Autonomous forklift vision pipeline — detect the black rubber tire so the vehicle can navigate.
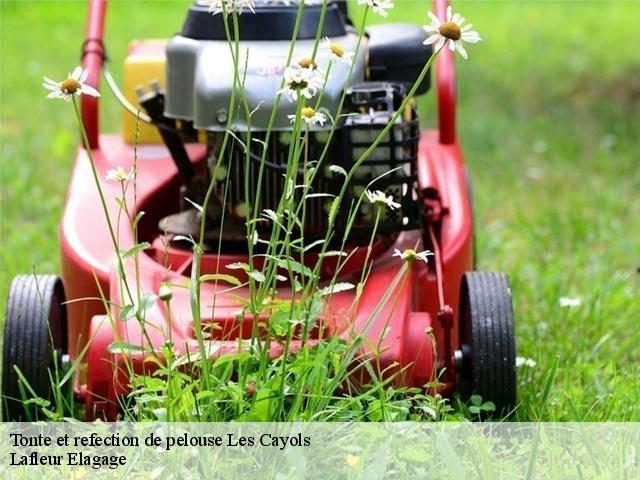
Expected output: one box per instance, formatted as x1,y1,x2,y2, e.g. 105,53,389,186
458,271,516,414
2,275,67,421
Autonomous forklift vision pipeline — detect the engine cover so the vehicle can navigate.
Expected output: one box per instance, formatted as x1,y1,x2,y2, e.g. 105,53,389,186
165,10,365,132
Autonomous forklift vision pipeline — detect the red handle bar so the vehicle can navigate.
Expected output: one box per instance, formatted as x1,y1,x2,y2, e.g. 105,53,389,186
434,0,457,144
81,0,107,150
80,0,456,148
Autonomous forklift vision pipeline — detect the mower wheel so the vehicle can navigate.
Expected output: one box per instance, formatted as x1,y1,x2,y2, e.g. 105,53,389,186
2,275,67,421
458,271,516,415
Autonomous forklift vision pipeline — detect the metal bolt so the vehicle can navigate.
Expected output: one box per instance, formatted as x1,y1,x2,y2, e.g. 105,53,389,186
150,79,161,92
216,109,228,124
454,349,464,368
134,85,146,98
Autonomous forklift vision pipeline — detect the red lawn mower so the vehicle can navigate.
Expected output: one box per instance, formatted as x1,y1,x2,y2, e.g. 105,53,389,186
2,0,516,420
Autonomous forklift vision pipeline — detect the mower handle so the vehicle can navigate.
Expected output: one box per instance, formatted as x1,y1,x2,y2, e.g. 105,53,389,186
81,0,107,150
79,0,456,148
434,0,457,144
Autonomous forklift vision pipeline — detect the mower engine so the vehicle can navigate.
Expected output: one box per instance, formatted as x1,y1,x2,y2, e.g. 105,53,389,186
143,0,432,246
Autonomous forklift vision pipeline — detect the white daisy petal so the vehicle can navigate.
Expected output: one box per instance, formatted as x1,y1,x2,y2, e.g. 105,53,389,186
423,33,440,45
358,0,394,18
455,41,468,60
462,31,482,43
80,84,100,97
71,66,83,80
79,68,89,83
365,190,401,210
427,11,440,24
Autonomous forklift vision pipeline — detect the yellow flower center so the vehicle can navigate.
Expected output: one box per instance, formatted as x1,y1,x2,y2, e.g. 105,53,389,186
301,107,316,118
60,78,81,94
298,56,317,70
329,43,345,58
402,249,417,261
439,21,462,41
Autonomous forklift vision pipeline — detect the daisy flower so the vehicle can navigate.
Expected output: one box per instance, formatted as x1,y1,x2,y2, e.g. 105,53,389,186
158,284,173,302
393,248,433,264
559,296,581,308
105,166,133,183
515,357,537,368
365,190,400,210
357,0,394,18
322,37,353,66
278,65,324,102
288,107,327,126
201,0,255,15
423,6,481,59
345,454,360,468
296,55,320,71
42,66,100,102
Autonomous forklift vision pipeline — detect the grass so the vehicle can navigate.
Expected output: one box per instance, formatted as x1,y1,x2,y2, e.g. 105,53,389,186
1,1,639,421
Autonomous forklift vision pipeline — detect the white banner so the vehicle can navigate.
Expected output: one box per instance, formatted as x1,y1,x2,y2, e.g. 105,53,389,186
2,423,639,479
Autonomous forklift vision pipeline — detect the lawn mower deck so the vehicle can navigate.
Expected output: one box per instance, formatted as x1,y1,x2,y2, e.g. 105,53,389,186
2,0,516,421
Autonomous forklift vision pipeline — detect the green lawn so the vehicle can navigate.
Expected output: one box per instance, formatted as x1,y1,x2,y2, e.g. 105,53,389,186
1,1,638,421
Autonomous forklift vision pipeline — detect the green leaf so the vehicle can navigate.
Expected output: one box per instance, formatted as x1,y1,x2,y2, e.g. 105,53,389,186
470,394,482,406
305,193,335,199
121,242,151,259
226,262,250,271
153,408,168,422
248,270,266,283
318,282,355,296
138,293,158,317
269,309,294,337
468,405,481,415
265,255,315,279
107,341,146,355
253,388,273,422
120,304,136,321
172,235,195,245
200,274,242,286
195,391,215,401
132,211,145,230
481,401,496,412
303,239,325,252
328,165,347,177
328,197,339,221
184,197,203,213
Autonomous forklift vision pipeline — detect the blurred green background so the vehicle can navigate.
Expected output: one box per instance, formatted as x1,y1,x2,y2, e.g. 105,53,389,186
1,1,638,420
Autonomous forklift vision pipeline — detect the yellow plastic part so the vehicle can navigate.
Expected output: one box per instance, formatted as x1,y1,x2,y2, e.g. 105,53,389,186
122,40,167,144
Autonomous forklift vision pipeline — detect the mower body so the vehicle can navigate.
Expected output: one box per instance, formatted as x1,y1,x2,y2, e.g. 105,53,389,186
57,1,474,421
61,130,471,420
